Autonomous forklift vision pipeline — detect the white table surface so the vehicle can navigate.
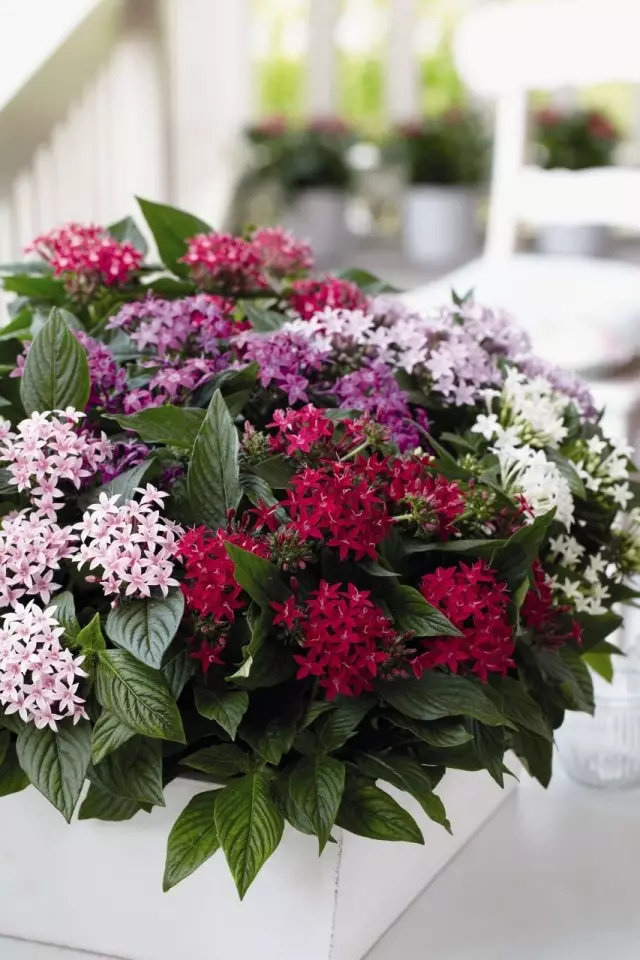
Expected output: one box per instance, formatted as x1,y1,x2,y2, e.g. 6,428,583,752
368,765,640,960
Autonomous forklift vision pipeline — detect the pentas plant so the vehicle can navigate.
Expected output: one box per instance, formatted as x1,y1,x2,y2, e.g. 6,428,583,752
0,199,637,901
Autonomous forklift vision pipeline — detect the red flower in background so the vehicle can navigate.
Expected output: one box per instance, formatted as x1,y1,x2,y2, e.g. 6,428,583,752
416,561,515,681
289,277,368,320
181,233,267,291
29,222,142,289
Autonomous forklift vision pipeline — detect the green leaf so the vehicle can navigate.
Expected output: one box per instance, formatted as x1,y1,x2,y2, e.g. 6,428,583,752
194,688,249,740
242,304,285,332
512,730,553,787
0,742,29,797
240,714,298,766
583,651,614,682
0,730,9,767
2,275,65,301
224,389,253,418
187,390,241,531
91,710,136,764
89,460,151,506
467,720,506,786
289,755,345,852
546,449,586,498
108,215,149,255
485,678,553,741
16,721,91,822
250,455,294,490
215,773,285,899
493,510,556,588
378,671,508,727
136,198,211,277
106,589,185,670
78,782,144,821
163,789,220,891
336,777,424,844
337,268,399,294
107,406,205,450
225,543,289,606
162,648,196,699
20,307,90,415
385,711,474,747
313,698,374,752
182,744,247,780
559,647,595,714
50,591,80,640
95,649,185,742
355,752,447,827
360,559,399,577
232,608,295,690
383,582,462,638
88,736,164,807
404,538,505,558
76,613,106,654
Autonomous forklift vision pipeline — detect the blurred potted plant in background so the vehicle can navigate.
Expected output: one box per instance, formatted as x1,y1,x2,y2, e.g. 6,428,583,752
534,107,621,257
395,108,488,265
243,116,353,264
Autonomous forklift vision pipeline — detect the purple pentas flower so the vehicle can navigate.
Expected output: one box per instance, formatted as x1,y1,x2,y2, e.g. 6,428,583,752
236,329,329,405
335,361,428,452
100,440,150,483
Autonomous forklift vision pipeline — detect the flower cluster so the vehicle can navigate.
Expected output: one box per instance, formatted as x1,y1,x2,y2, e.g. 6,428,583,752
29,223,142,291
417,562,515,681
250,227,313,277
238,329,328,404
288,278,367,320
180,234,266,291
0,510,75,609
74,486,182,598
335,361,427,451
0,602,87,731
387,457,466,537
108,294,239,357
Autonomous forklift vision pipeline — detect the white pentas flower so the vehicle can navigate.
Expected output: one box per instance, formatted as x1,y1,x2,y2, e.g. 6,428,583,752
473,369,571,450
497,443,575,528
548,534,585,569
572,434,634,507
0,601,87,731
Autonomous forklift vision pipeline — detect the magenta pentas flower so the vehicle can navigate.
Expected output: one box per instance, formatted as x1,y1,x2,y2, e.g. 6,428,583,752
74,331,127,411
180,233,267,291
0,410,112,516
236,329,329,404
335,362,428,452
74,485,183,599
250,227,314,277
0,602,87,731
0,509,77,608
27,223,142,290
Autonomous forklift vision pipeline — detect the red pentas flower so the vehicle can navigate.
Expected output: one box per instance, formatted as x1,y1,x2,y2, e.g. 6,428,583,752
28,223,142,290
250,227,314,277
176,526,269,672
387,456,466,537
289,277,368,320
416,561,515,682
180,233,267,291
284,460,392,561
268,405,335,456
279,581,396,699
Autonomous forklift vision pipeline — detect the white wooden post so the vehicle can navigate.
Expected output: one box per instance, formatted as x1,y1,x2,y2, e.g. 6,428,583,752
162,0,252,227
485,87,529,259
385,0,419,122
306,0,341,117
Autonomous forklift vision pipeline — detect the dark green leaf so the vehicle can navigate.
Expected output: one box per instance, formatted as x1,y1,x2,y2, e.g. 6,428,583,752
313,698,374,752
136,198,211,277
2,275,65,301
106,589,185,670
0,742,29,797
225,543,289,606
224,389,253,418
162,648,196,699
385,711,474,747
182,744,248,780
20,307,90,414
240,714,298,766
512,730,553,787
78,782,143,821
95,649,185,742
377,672,508,727
360,559,399,578
494,510,556,588
467,720,506,786
88,460,151,507
194,688,249,740
91,710,136,764
108,215,149,255
337,268,399,294
336,777,424,844
355,751,447,828
187,390,241,531
289,755,345,852
382,582,462,638
107,406,205,450
242,304,285,332
50,591,80,640
404,538,505,558
232,608,295,690
0,730,9,767
250,455,294,490
88,736,164,806
485,678,552,741
215,773,284,899
582,651,614,682
76,613,106,653
16,721,91,822
163,789,220,890
559,647,595,714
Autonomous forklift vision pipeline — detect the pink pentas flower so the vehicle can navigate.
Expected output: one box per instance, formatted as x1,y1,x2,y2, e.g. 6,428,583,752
0,602,88,731
27,222,142,290
74,486,183,600
250,227,314,277
0,410,112,517
0,508,77,609
180,233,267,291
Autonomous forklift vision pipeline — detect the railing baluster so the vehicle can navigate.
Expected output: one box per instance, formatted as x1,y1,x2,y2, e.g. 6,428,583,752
386,0,419,122
307,0,341,117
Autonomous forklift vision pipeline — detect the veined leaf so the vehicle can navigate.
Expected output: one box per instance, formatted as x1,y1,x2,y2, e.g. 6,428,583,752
336,777,424,844
20,307,90,414
187,390,241,531
378,671,508,727
91,710,136,764
225,543,289,606
88,736,165,807
107,406,205,450
136,198,211,277
16,721,91,822
194,688,249,740
383,582,462,638
164,790,220,891
106,589,185,670
288,755,345,852
181,744,248,780
95,649,185,742
78,782,144,822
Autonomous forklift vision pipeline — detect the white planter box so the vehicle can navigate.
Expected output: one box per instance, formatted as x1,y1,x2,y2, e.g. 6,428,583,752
403,186,478,265
536,224,609,258
0,770,517,960
283,188,348,266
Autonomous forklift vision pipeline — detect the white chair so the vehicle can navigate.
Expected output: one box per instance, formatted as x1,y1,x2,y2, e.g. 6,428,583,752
405,0,640,439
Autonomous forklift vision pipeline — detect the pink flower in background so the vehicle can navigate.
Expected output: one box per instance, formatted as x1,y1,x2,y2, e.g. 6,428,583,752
28,223,142,289
0,410,111,516
74,486,183,599
0,602,88,731
180,233,267,291
250,227,314,276
0,509,77,609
